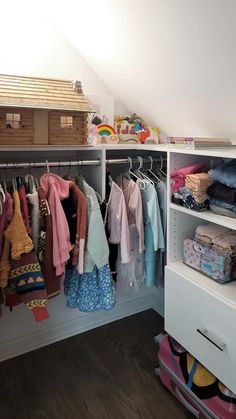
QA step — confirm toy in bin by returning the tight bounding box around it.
[115,114,159,144]
[156,334,236,418]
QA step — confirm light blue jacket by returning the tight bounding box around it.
[79,179,109,273]
[140,180,165,287]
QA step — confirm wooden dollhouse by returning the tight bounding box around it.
[0,74,93,146]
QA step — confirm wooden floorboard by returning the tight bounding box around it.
[0,310,191,419]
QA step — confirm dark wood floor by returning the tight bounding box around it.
[0,310,191,419]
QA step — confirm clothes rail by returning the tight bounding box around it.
[0,156,166,169]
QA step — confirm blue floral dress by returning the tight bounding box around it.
[64,264,116,311]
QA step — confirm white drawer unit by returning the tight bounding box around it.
[165,262,236,394]
[166,149,236,394]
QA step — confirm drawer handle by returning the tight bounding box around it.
[197,328,226,352]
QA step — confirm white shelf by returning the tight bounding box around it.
[169,202,236,230]
[168,261,236,308]
[0,144,168,152]
[167,147,236,159]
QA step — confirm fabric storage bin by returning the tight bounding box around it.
[183,236,236,283]
[156,334,236,419]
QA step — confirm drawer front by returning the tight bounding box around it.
[165,266,236,393]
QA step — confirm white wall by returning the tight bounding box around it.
[0,4,128,115]
[49,0,236,138]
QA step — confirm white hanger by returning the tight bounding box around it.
[34,163,39,188]
[147,156,162,182]
[25,174,36,194]
[128,157,145,189]
[158,155,167,178]
[0,183,5,215]
[0,183,6,203]
[45,160,50,173]
[137,156,154,185]
[12,164,17,192]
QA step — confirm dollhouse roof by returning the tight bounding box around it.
[0,74,93,112]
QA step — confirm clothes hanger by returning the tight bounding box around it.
[34,163,40,188]
[158,155,167,178]
[77,160,85,181]
[12,163,17,192]
[45,160,50,173]
[25,163,37,194]
[2,164,8,192]
[0,182,6,204]
[136,156,154,185]
[128,157,145,189]
[25,174,36,194]
[0,180,5,215]
[146,156,162,182]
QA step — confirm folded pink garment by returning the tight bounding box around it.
[171,161,205,193]
[170,174,185,193]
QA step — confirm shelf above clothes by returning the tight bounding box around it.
[169,203,236,231]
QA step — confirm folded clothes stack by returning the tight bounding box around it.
[183,222,236,282]
[195,223,236,256]
[171,162,212,211]
[208,160,236,218]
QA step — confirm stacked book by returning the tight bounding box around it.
[167,137,233,149]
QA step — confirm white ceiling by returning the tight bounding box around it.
[3,0,236,137]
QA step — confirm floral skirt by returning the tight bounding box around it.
[64,264,116,311]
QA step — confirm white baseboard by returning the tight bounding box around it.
[0,287,164,363]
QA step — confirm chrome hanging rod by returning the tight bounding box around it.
[0,156,166,169]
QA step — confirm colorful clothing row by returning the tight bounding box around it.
[0,172,116,319]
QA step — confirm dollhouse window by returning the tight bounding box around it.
[6,113,21,129]
[61,116,73,130]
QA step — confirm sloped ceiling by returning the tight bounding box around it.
[1,0,236,137]
[47,0,236,138]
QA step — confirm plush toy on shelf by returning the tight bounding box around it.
[115,114,159,144]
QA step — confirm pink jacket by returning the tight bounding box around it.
[170,161,205,193]
[40,173,71,276]
[106,180,130,264]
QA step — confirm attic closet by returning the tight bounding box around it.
[0,145,167,362]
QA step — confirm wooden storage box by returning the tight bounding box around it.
[0,74,93,146]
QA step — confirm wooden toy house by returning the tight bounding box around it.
[0,74,93,146]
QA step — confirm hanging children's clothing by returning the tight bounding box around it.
[105,177,130,264]
[38,186,61,298]
[64,264,116,312]
[4,191,33,259]
[40,173,72,277]
[27,191,40,251]
[18,178,31,233]
[64,177,116,311]
[156,180,167,241]
[2,189,49,321]
[61,181,87,274]
[9,250,49,321]
[0,192,13,256]
[77,178,109,272]
[140,179,165,287]
[116,175,145,291]
[102,174,131,282]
